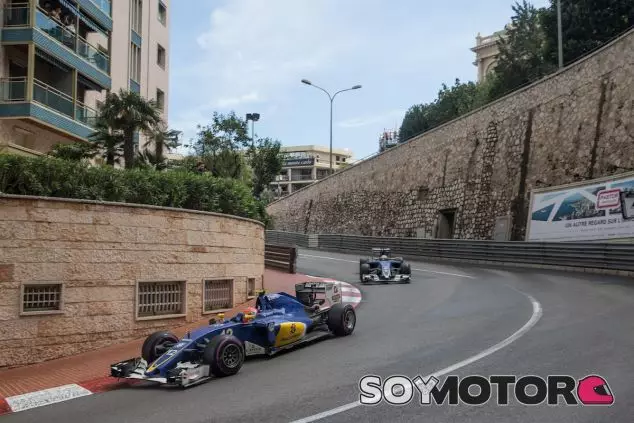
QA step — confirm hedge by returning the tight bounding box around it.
[0,154,268,223]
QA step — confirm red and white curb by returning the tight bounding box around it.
[305,275,363,308]
[0,378,135,415]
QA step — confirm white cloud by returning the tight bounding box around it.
[339,109,406,128]
[216,91,262,108]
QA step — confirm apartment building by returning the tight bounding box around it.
[0,0,170,156]
[270,145,353,197]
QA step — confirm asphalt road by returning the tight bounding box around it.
[4,249,634,423]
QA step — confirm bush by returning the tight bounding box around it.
[0,154,268,222]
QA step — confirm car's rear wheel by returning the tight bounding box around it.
[141,331,179,363]
[327,303,356,336]
[203,335,245,377]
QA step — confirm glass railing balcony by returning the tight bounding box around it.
[35,9,110,74]
[0,77,97,128]
[0,77,27,102]
[291,175,315,181]
[33,79,74,118]
[3,3,30,26]
[75,101,98,127]
[89,0,111,16]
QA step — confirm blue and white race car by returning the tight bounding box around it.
[110,282,356,387]
[359,248,411,283]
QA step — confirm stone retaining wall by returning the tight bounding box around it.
[0,195,264,368]
[267,28,634,240]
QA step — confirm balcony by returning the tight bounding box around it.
[0,77,97,140]
[291,174,314,182]
[1,3,112,89]
[76,0,112,31]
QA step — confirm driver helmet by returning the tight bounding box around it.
[242,306,257,323]
[380,254,388,260]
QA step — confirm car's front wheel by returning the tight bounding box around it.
[327,303,356,336]
[203,335,245,377]
[141,331,179,363]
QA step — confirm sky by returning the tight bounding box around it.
[168,0,549,161]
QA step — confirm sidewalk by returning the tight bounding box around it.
[0,270,356,402]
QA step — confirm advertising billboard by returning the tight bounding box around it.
[527,172,634,242]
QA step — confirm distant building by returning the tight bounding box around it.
[379,128,399,152]
[471,29,508,82]
[270,145,353,197]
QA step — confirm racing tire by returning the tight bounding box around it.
[141,331,179,363]
[400,263,411,275]
[327,303,356,336]
[360,258,368,266]
[359,263,370,283]
[203,335,245,377]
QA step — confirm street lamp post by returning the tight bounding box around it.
[301,79,362,173]
[557,0,563,69]
[246,113,260,147]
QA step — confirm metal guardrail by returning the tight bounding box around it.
[264,244,297,274]
[265,231,309,248]
[265,231,634,275]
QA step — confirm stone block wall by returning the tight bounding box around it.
[0,195,264,368]
[267,29,634,240]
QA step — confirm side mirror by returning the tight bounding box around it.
[208,318,217,325]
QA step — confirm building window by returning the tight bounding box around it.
[20,283,64,316]
[247,278,256,298]
[131,0,142,34]
[203,279,233,313]
[136,280,186,319]
[156,89,165,111]
[157,44,166,69]
[129,43,141,82]
[158,2,167,25]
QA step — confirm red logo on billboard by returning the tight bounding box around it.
[596,189,621,209]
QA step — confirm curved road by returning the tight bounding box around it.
[4,249,634,423]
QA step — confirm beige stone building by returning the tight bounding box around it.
[0,0,170,157]
[471,29,507,82]
[271,145,354,197]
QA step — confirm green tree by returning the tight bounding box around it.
[142,123,182,170]
[399,79,487,143]
[541,0,634,67]
[48,142,95,162]
[191,111,250,157]
[89,117,124,167]
[487,1,554,101]
[98,89,162,169]
[247,137,284,198]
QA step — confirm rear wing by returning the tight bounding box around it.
[295,282,342,308]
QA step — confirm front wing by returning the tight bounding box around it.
[110,357,211,387]
[361,273,410,283]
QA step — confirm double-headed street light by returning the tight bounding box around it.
[246,113,260,147]
[301,79,362,173]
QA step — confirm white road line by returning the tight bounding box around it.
[288,292,542,423]
[6,384,93,413]
[299,253,474,279]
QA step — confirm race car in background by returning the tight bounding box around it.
[359,248,411,283]
[110,282,356,388]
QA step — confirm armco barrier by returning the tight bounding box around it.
[265,230,309,248]
[265,231,634,276]
[264,244,297,273]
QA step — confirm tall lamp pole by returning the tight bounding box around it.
[301,79,361,173]
[557,0,563,68]
[246,113,260,147]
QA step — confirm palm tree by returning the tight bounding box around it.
[98,89,161,169]
[147,123,181,165]
[89,117,124,166]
